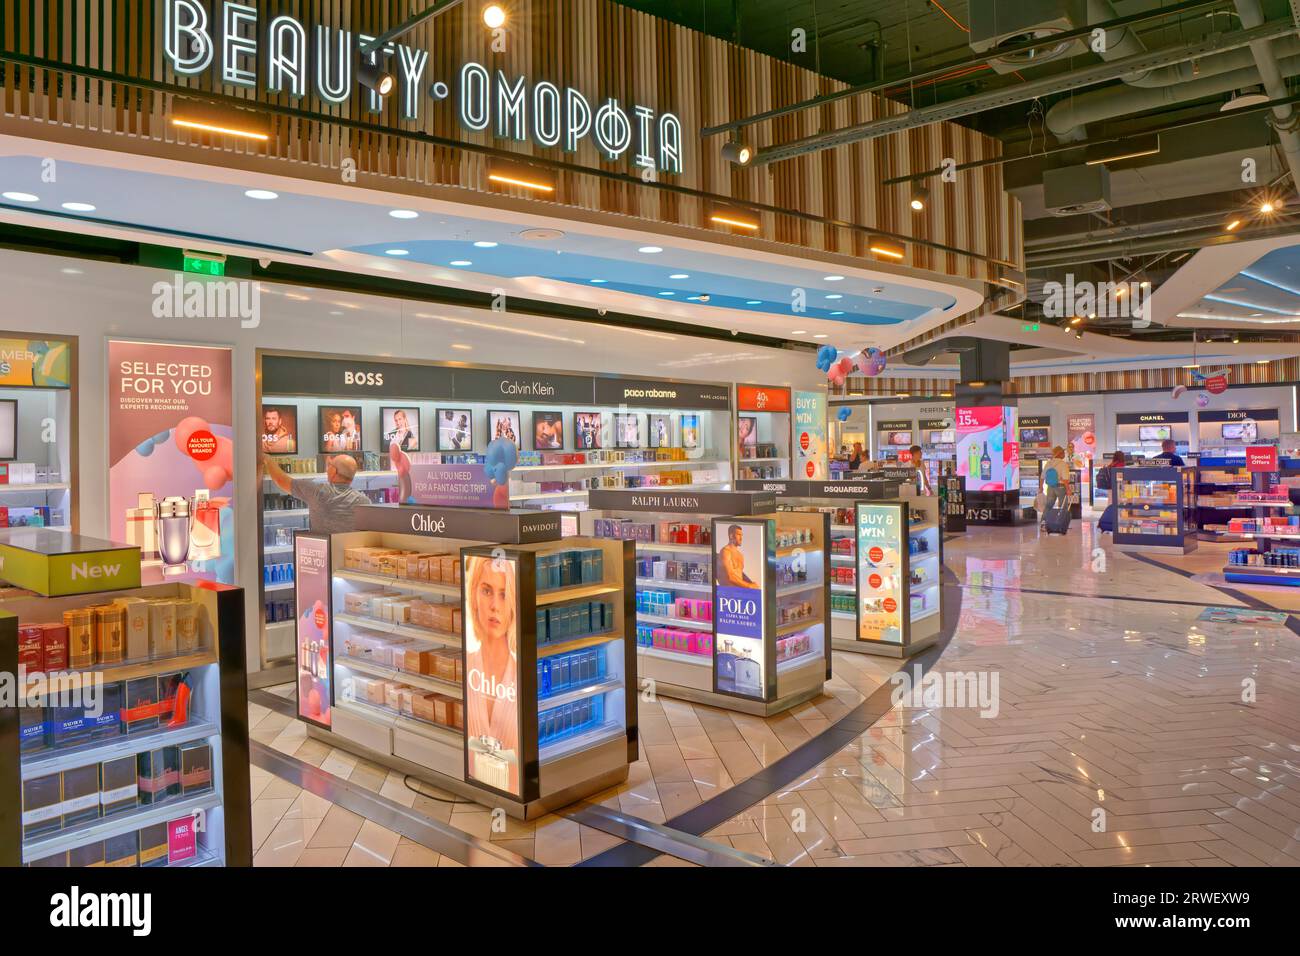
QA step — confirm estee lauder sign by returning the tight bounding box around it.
[162,0,684,175]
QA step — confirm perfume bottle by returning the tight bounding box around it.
[189,490,222,561]
[156,496,193,576]
[125,492,159,558]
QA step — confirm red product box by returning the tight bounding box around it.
[18,625,43,672]
[0,508,8,528]
[166,816,197,864]
[564,453,585,465]
[40,624,68,672]
[0,463,8,484]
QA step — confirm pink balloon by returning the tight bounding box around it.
[492,484,511,508]
[173,416,209,453]
[836,356,854,374]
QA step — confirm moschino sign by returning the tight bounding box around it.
[163,0,685,174]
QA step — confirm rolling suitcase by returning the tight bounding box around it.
[1044,506,1071,535]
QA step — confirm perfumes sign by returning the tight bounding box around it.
[162,0,684,175]
[107,340,235,585]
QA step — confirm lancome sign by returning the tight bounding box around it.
[162,0,684,174]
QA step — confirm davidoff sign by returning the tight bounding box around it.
[162,0,685,174]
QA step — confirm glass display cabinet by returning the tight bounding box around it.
[1113,466,1199,554]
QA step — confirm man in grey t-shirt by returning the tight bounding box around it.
[262,452,372,534]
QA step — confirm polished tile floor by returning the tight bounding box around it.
[249,523,1300,866]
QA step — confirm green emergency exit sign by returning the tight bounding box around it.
[183,252,226,276]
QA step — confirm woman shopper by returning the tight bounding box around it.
[1038,445,1072,529]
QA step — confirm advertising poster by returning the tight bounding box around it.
[382,407,421,451]
[294,533,332,729]
[488,410,521,448]
[260,404,298,454]
[107,340,234,584]
[319,405,361,453]
[409,463,507,509]
[794,390,828,479]
[464,553,522,798]
[436,408,472,451]
[0,337,72,388]
[1067,414,1096,464]
[712,518,767,698]
[857,503,904,643]
[956,406,1019,492]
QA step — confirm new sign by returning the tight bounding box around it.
[163,0,684,174]
[0,531,141,597]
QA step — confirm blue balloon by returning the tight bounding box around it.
[815,344,838,372]
[135,438,155,457]
[152,429,172,444]
[484,437,518,483]
[837,406,852,422]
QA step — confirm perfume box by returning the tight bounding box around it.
[68,840,105,868]
[100,755,139,816]
[40,623,68,671]
[21,773,62,839]
[178,742,213,795]
[19,704,48,754]
[148,601,177,659]
[123,677,160,735]
[114,598,151,661]
[104,832,139,867]
[138,823,168,867]
[175,601,199,653]
[137,747,179,805]
[18,624,43,672]
[63,608,94,668]
[92,604,126,665]
[157,672,184,723]
[167,816,197,865]
[91,681,124,740]
[49,700,95,748]
[61,764,102,828]
[125,492,158,558]
[27,852,67,867]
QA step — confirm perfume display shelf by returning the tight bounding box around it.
[293,503,635,819]
[0,529,251,867]
[1113,466,1199,555]
[581,487,831,716]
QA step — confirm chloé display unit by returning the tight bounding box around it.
[293,503,635,818]
[0,529,251,867]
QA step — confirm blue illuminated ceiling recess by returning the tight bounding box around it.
[0,154,955,327]
[1181,244,1300,324]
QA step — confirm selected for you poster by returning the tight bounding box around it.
[108,340,235,584]
[713,520,766,698]
[295,535,332,728]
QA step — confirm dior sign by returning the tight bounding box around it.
[162,0,684,174]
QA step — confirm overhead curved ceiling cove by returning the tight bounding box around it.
[0,144,985,349]
[1154,235,1300,333]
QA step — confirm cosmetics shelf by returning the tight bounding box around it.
[539,720,626,764]
[20,650,218,702]
[0,482,69,493]
[776,647,823,672]
[776,580,823,598]
[638,645,711,666]
[21,790,223,865]
[831,553,855,563]
[264,508,310,518]
[337,656,464,698]
[334,568,460,598]
[336,698,464,747]
[22,721,221,780]
[333,612,461,648]
[638,542,712,555]
[635,577,711,592]
[513,458,727,474]
[537,630,620,657]
[537,582,621,605]
[538,676,624,710]
[636,611,712,630]
[264,582,295,593]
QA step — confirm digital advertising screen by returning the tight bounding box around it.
[712,518,767,699]
[294,533,333,729]
[463,553,523,798]
[856,502,904,643]
[956,406,1019,493]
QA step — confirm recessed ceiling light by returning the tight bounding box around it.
[791,330,807,335]
[473,241,498,248]
[670,273,690,279]
[590,278,607,283]
[638,245,663,254]
[826,294,843,300]
[831,311,845,315]
[1257,359,1269,364]
[824,275,844,282]
[2,191,38,202]
[451,343,473,350]
[658,291,675,296]
[450,260,473,266]
[385,249,409,256]
[61,201,96,212]
[60,267,83,275]
[329,311,343,316]
[746,300,761,305]
[813,333,828,339]
[388,209,418,219]
[244,189,278,200]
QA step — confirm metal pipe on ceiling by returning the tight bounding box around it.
[750,19,1294,165]
[1025,219,1300,268]
[1234,0,1300,200]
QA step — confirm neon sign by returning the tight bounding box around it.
[162,0,683,174]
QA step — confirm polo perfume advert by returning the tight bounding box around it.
[712,518,767,698]
[956,405,1019,493]
[107,340,235,584]
[295,533,333,729]
[464,554,522,798]
[857,503,904,643]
